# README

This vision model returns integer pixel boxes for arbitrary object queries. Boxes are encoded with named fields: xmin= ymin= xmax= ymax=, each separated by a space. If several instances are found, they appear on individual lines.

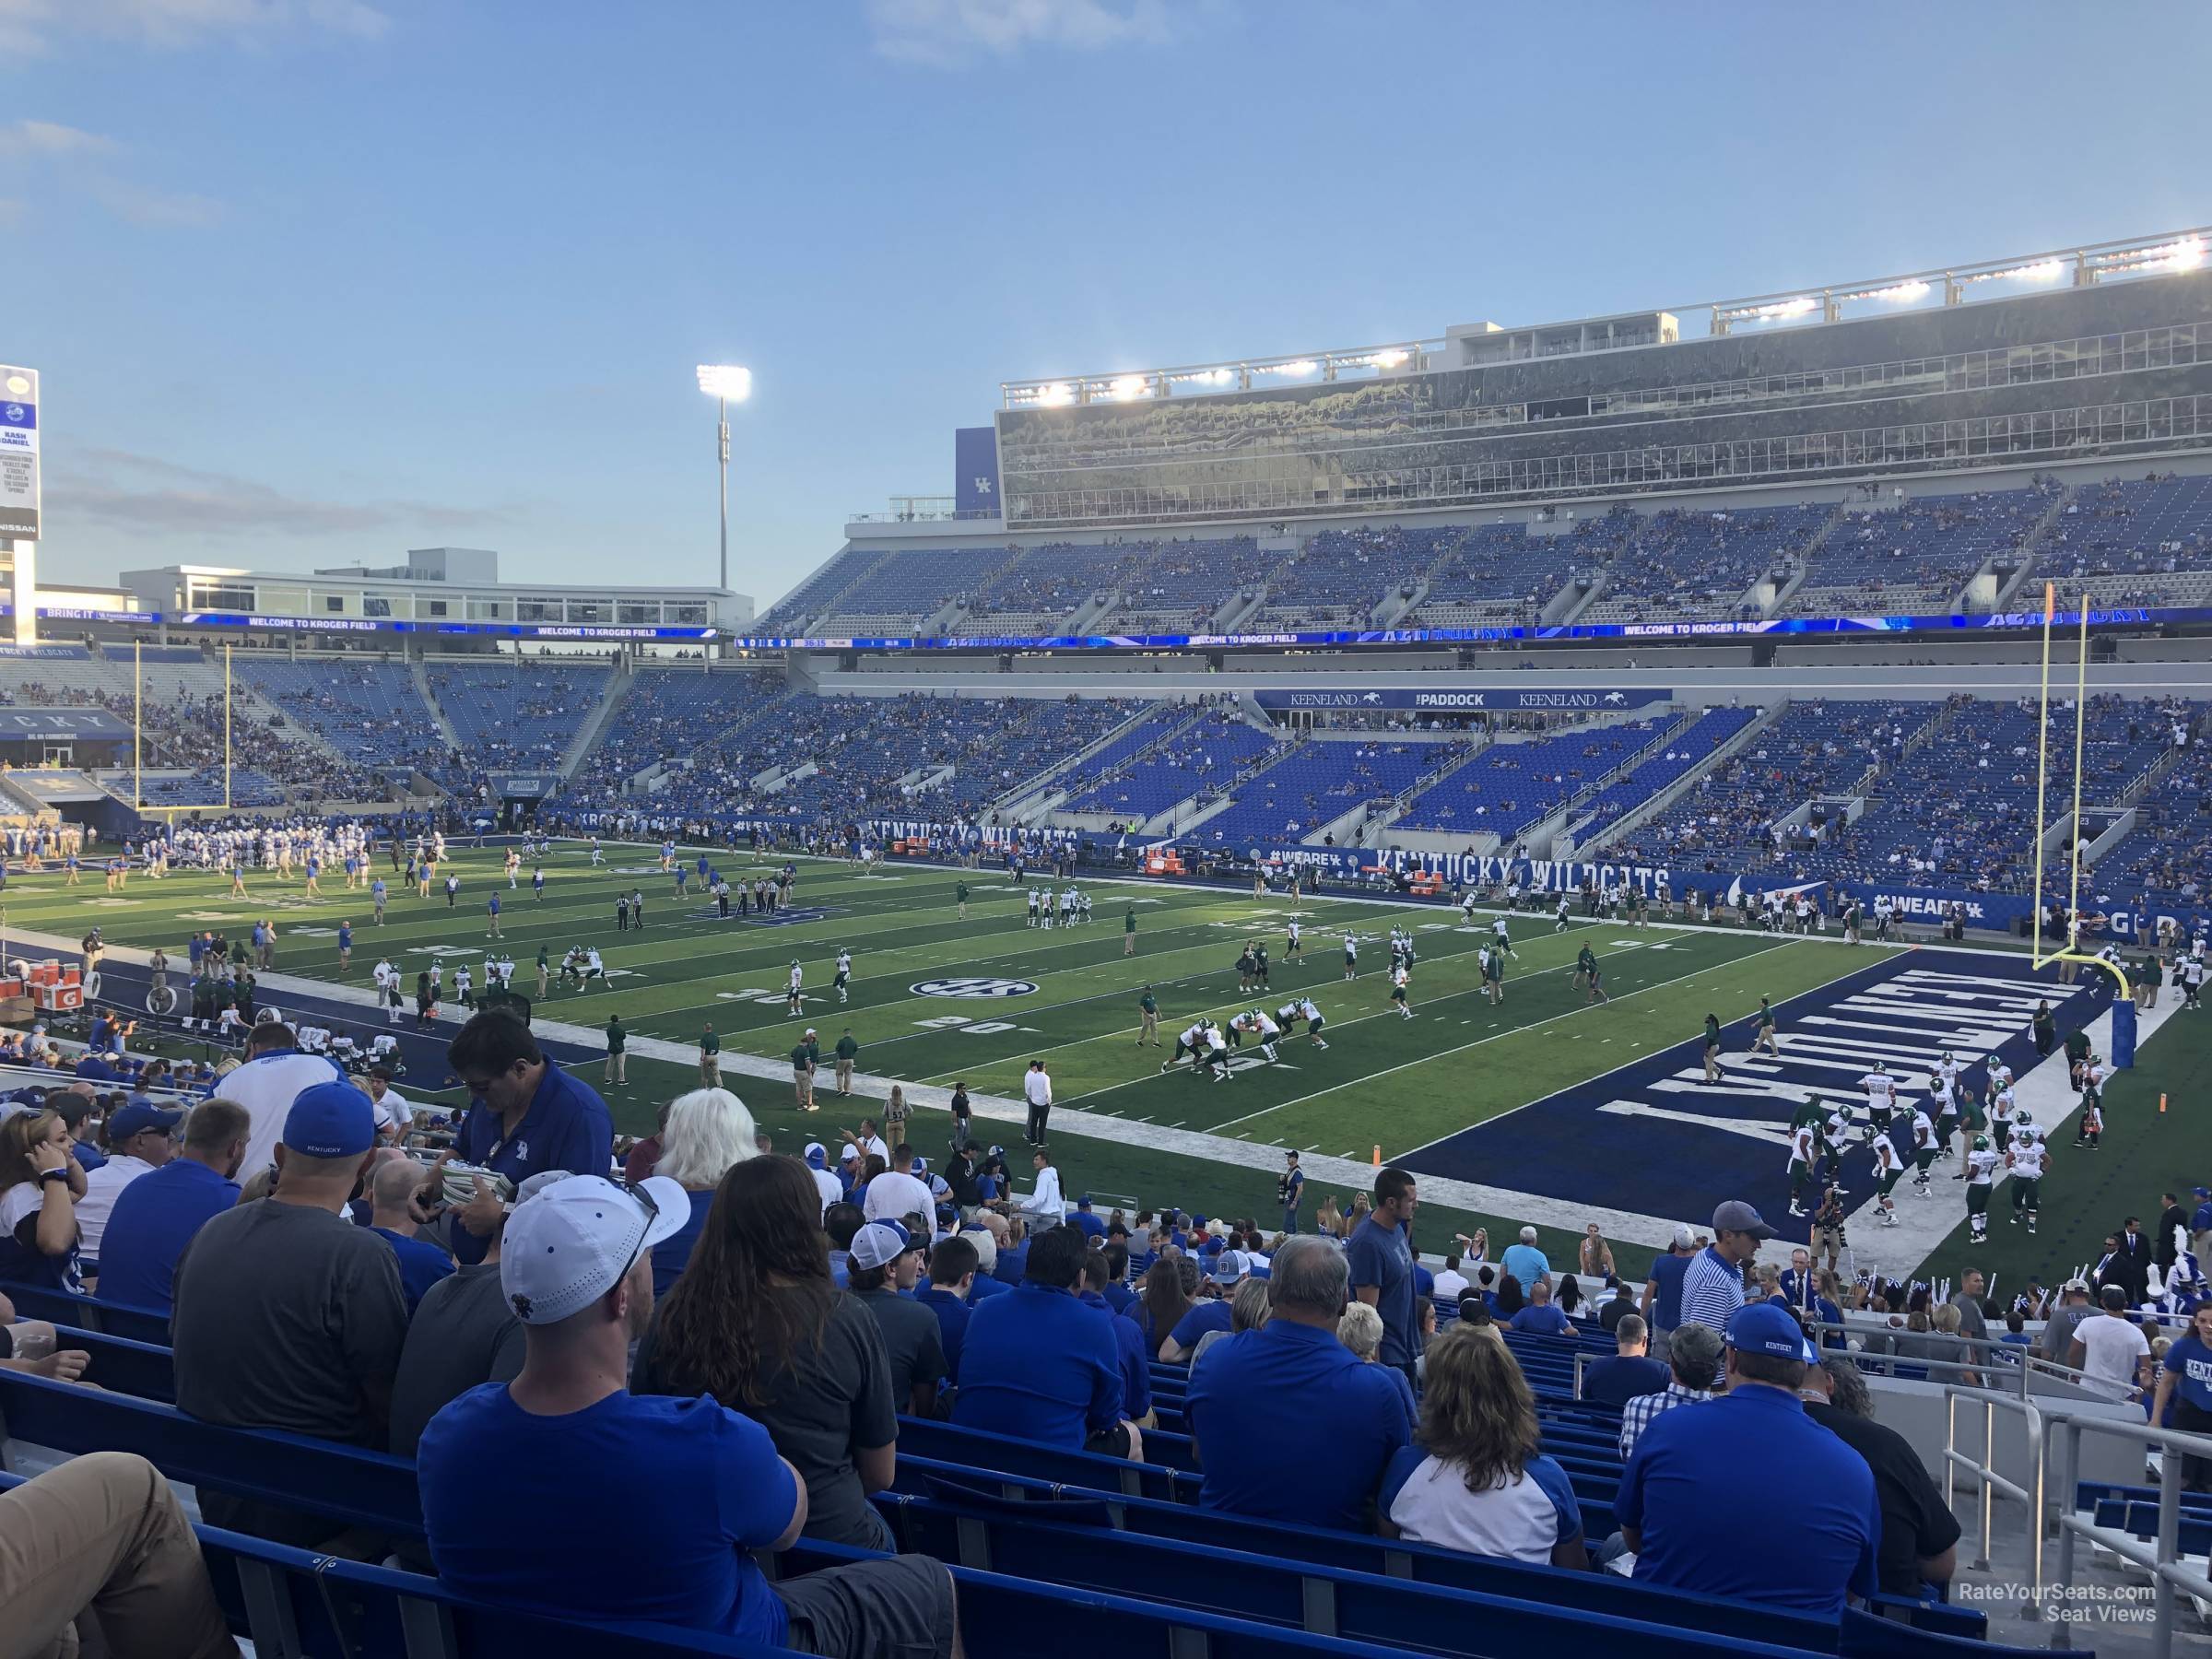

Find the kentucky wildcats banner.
xmin=1252 ymin=687 xmax=1674 ymax=714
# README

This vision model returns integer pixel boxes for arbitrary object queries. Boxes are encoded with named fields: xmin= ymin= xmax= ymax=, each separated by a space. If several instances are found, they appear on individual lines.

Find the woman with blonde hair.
xmin=882 ymin=1083 xmax=910 ymax=1147
xmin=1379 ymin=1324 xmax=1588 ymax=1567
xmin=0 ymin=1108 xmax=88 ymax=1294
xmin=650 ymin=1088 xmax=759 ymax=1295
xmin=1314 ymin=1194 xmax=1343 ymax=1239
xmin=1577 ymin=1223 xmax=1614 ymax=1280
xmin=1337 ymin=1300 xmax=1383 ymax=1359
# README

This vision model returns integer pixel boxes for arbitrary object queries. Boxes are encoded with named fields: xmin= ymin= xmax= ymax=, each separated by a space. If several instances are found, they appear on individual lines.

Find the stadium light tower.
xmin=696 ymin=364 xmax=751 ymax=591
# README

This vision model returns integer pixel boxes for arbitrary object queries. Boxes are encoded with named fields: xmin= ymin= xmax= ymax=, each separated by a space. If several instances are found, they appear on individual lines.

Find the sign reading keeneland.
xmin=1252 ymin=687 xmax=1673 ymax=713
xmin=0 ymin=366 xmax=38 ymax=541
xmin=910 ymin=977 xmax=1039 ymax=998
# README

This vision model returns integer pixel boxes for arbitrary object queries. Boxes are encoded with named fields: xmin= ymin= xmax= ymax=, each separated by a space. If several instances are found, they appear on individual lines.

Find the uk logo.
xmin=973 ymin=477 xmax=994 ymax=496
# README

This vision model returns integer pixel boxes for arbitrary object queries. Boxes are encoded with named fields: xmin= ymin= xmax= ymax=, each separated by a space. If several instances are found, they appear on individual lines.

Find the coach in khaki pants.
xmin=2 ymin=1451 xmax=241 ymax=1658
xmin=698 ymin=1023 xmax=721 ymax=1088
xmin=604 ymin=1015 xmax=627 ymax=1087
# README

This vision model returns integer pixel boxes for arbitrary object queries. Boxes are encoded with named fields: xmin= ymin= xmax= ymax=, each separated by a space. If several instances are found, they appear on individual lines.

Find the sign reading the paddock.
xmin=911 ymin=976 xmax=1039 ymax=999
xmin=0 ymin=366 xmax=38 ymax=540
xmin=1252 ymin=687 xmax=1673 ymax=713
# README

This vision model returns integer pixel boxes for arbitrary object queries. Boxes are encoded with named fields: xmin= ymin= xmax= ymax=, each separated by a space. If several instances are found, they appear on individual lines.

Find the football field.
xmin=12 ymin=841 xmax=2191 ymax=1288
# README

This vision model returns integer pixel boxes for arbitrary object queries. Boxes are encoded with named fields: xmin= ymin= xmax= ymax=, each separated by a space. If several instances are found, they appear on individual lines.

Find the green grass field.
xmin=14 ymin=841 xmax=2199 ymax=1293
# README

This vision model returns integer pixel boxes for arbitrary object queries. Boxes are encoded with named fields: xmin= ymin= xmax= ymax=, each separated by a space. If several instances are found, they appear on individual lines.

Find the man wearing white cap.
xmin=417 ymin=1174 xmax=958 ymax=1655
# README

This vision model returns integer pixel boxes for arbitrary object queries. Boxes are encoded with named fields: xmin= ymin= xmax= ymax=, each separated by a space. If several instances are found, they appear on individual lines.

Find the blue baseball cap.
xmin=108 ymin=1101 xmax=182 ymax=1141
xmin=282 ymin=1080 xmax=377 ymax=1159
xmin=1726 ymin=1301 xmax=1811 ymax=1361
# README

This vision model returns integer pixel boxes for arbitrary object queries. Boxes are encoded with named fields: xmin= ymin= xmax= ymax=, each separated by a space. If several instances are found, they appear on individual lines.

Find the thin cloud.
xmin=0 ymin=0 xmax=388 ymax=52
xmin=0 ymin=120 xmax=118 ymax=159
xmin=54 ymin=449 xmax=515 ymax=539
xmin=867 ymin=0 xmax=1171 ymax=67
xmin=85 ymin=177 xmax=226 ymax=228
xmin=0 ymin=119 xmax=227 ymax=230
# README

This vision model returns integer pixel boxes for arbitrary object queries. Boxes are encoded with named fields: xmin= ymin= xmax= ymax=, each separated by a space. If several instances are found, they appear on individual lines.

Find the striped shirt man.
xmin=1677 ymin=1244 xmax=1750 ymax=1336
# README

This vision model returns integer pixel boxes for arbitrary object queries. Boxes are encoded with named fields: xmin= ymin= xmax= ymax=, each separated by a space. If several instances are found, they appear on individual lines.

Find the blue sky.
xmin=6 ymin=0 xmax=2209 ymax=613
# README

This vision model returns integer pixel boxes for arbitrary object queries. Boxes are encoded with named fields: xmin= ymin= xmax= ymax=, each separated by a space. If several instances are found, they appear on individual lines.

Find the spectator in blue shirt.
xmin=991 ymin=1218 xmax=1030 ymax=1287
xmin=1506 ymin=1277 xmax=1572 ymax=1336
xmin=1187 ymin=1234 xmax=1413 ymax=1529
xmin=1068 ymin=1195 xmax=1106 ymax=1241
xmin=94 ymin=1099 xmax=250 ymax=1312
xmin=1347 ymin=1166 xmax=1421 ymax=1379
xmin=436 ymin=1014 xmax=613 ymax=1266
xmin=955 ymin=1222 xmax=1137 ymax=1458
xmin=1616 ymin=1303 xmax=1878 ymax=1616
xmin=1500 ymin=1225 xmax=1549 ymax=1293
xmin=365 ymin=1159 xmax=456 ymax=1314
xmin=1581 ymin=1314 xmax=1671 ymax=1410
xmin=1162 ymin=1252 xmax=1244 ymax=1361
xmin=1079 ymin=1247 xmax=1152 ymax=1426
xmin=916 ymin=1235 xmax=977 ymax=1382
xmin=419 ymin=1171 xmax=956 ymax=1656
xmin=959 ymin=1226 xmax=1013 ymax=1305
xmin=1641 ymin=1224 xmax=1698 ymax=1359
xmin=1097 ymin=1241 xmax=1136 ymax=1317
xmin=2151 ymin=1301 xmax=2212 ymax=1487
xmin=1380 ymin=1323 xmax=1587 ymax=1568
xmin=52 ymin=1097 xmax=105 ymax=1173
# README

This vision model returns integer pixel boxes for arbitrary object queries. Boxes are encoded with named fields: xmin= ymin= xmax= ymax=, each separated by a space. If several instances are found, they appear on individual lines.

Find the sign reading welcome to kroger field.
xmin=1251 ymin=687 xmax=1674 ymax=713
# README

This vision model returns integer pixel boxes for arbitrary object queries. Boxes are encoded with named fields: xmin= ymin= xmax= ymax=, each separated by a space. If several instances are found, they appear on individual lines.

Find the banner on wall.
xmin=1252 ymin=687 xmax=1674 ymax=713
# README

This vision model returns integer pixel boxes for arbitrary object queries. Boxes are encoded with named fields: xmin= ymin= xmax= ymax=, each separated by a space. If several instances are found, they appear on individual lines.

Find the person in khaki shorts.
xmin=833 ymin=1028 xmax=859 ymax=1097
xmin=604 ymin=1014 xmax=627 ymax=1087
xmin=1 ymin=1451 xmax=240 ymax=1659
xmin=791 ymin=1030 xmax=818 ymax=1112
xmin=698 ymin=1023 xmax=721 ymax=1088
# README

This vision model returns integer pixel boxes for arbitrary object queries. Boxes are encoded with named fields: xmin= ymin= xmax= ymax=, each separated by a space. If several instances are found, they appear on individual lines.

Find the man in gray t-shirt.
xmin=387 ymin=1262 xmax=525 ymax=1458
xmin=171 ymin=1081 xmax=409 ymax=1544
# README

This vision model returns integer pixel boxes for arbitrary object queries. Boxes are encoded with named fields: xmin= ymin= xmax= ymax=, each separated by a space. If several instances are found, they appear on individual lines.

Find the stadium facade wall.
xmin=994 ymin=270 xmax=2212 ymax=526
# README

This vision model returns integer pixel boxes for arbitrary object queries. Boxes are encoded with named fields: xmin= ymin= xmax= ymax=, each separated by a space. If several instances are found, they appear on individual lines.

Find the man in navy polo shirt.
xmin=1347 ymin=1166 xmax=1421 ymax=1380
xmin=1185 ymin=1235 xmax=1412 ymax=1530
xmin=435 ymin=1014 xmax=613 ymax=1266
xmin=1616 ymin=1303 xmax=1877 ymax=1615
xmin=953 ymin=1222 xmax=1137 ymax=1458
xmin=93 ymin=1100 xmax=249 ymax=1312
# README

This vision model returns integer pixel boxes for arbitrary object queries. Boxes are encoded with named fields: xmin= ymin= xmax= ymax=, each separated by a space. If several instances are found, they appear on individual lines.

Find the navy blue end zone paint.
xmin=1400 ymin=947 xmax=2107 ymax=1234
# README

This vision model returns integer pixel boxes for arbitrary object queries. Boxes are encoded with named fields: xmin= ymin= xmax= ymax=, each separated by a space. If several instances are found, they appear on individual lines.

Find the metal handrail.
xmin=1941 ymin=1384 xmax=2049 ymax=1620
xmin=2047 ymin=1412 xmax=2212 ymax=1658
xmin=1807 ymin=1316 xmax=2112 ymax=1398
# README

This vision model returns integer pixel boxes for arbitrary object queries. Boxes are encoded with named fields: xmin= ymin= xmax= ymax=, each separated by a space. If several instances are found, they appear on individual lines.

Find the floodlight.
xmin=696 ymin=364 xmax=753 ymax=402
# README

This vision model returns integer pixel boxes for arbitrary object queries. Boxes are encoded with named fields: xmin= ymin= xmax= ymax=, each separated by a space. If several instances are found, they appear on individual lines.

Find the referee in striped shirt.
xmin=1677 ymin=1200 xmax=1773 ymax=1335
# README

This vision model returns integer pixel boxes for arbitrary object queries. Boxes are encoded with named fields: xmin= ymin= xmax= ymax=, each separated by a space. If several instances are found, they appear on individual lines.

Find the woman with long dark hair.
xmin=633 ymin=1156 xmax=898 ymax=1548
xmin=1124 ymin=1250 xmax=1195 ymax=1359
